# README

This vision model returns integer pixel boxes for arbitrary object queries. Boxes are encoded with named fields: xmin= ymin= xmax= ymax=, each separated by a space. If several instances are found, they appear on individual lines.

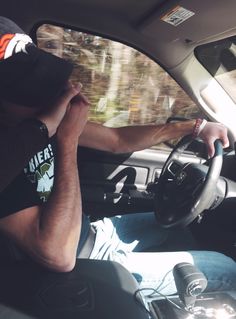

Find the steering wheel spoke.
xmin=167 ymin=159 xmax=184 ymax=177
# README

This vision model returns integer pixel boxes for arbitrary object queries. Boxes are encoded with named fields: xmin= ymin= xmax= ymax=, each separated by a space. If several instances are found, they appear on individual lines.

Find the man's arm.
xmin=0 ymin=145 xmax=81 ymax=272
xmin=79 ymin=119 xmax=229 ymax=157
xmin=0 ymin=86 xmax=89 ymax=272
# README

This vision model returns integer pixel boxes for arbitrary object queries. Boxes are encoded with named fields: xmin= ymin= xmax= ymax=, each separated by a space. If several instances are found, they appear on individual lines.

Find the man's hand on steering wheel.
xmin=198 ymin=121 xmax=229 ymax=157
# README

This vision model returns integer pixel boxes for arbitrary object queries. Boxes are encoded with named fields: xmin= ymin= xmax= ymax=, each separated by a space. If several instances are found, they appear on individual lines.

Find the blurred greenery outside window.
xmin=36 ymin=24 xmax=204 ymax=149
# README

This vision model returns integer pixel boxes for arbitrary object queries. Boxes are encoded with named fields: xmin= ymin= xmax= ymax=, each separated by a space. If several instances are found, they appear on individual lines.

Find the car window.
xmin=195 ymin=36 xmax=236 ymax=103
xmin=36 ymin=24 xmax=204 ymax=150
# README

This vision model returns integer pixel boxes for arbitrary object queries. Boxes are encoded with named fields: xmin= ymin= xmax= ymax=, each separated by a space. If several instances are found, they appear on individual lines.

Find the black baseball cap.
xmin=0 ymin=16 xmax=73 ymax=108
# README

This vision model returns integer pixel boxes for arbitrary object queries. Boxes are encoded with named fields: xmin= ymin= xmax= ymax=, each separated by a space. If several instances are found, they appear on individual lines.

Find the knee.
xmin=191 ymin=251 xmax=236 ymax=291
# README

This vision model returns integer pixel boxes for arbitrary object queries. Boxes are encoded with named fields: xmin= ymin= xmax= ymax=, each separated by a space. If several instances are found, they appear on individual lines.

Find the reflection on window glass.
xmin=196 ymin=36 xmax=236 ymax=103
xmin=37 ymin=24 xmax=202 ymax=132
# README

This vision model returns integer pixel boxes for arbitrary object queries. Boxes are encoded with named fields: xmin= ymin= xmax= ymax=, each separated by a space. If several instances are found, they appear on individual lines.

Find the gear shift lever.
xmin=173 ymin=262 xmax=208 ymax=309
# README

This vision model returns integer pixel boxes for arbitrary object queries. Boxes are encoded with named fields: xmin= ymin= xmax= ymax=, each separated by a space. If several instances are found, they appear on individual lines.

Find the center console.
xmin=149 ymin=292 xmax=236 ymax=319
xmin=147 ymin=262 xmax=236 ymax=319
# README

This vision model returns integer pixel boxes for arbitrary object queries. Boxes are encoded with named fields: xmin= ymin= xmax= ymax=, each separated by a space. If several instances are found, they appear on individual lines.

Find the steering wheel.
xmin=154 ymin=135 xmax=223 ymax=228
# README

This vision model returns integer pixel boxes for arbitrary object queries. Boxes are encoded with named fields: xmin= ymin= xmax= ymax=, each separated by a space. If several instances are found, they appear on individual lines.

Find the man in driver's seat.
xmin=0 ymin=16 xmax=235 ymax=296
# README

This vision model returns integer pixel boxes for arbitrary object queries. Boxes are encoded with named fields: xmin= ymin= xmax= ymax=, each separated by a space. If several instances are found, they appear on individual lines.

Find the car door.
xmin=36 ymin=24 xmax=206 ymax=218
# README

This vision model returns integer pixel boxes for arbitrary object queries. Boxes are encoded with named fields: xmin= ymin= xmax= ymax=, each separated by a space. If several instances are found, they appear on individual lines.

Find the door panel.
xmin=78 ymin=146 xmax=203 ymax=217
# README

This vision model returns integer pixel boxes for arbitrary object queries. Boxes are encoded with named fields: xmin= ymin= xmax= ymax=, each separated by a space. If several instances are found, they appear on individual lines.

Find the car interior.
xmin=1 ymin=0 xmax=236 ymax=318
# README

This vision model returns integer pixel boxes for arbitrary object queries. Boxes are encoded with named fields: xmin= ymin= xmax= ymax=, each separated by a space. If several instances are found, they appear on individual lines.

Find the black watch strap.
xmin=23 ymin=118 xmax=49 ymax=139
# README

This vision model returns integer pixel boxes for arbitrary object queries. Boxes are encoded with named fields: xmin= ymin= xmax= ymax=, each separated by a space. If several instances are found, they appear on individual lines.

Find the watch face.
xmin=27 ymin=119 xmax=48 ymax=137
xmin=39 ymin=122 xmax=48 ymax=132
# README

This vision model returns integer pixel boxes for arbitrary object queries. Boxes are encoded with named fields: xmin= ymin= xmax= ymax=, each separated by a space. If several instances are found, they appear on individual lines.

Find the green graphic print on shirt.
xmin=24 ymin=144 xmax=54 ymax=202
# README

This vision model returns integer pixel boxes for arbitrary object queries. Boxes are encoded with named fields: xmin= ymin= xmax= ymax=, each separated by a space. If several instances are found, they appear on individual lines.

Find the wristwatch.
xmin=23 ymin=118 xmax=49 ymax=139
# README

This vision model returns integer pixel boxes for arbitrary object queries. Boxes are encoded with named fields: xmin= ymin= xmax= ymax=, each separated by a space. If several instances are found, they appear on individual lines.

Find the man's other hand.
xmin=199 ymin=122 xmax=229 ymax=157
xmin=57 ymin=88 xmax=89 ymax=147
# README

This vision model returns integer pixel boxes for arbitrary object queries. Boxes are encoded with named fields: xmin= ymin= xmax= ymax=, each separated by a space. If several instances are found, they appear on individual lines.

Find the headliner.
xmin=2 ymin=0 xmax=236 ymax=69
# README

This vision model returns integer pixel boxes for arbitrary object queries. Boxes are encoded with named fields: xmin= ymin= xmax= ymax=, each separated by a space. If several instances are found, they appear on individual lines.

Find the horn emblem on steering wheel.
xmin=176 ymin=171 xmax=187 ymax=185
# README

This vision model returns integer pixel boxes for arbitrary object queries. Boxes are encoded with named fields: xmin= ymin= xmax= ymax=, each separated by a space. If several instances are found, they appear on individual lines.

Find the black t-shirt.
xmin=0 ymin=120 xmax=49 ymax=192
xmin=0 ymin=137 xmax=90 ymax=253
